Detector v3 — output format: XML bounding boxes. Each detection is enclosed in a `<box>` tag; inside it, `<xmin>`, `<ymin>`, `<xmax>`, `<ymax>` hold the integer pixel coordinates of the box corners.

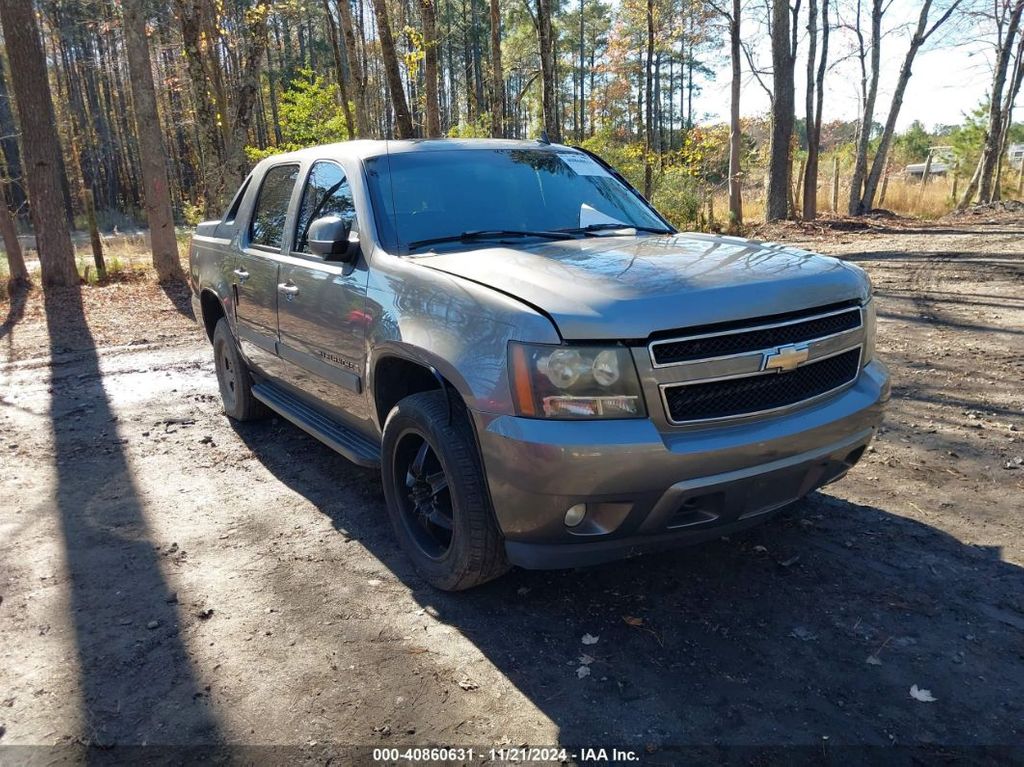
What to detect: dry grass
<box><xmin>708</xmin><ymin>174</ymin><xmax>961</xmax><ymax>230</ymax></box>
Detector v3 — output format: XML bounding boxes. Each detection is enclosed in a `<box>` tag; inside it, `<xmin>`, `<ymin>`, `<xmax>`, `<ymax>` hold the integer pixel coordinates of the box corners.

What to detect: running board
<box><xmin>251</xmin><ymin>382</ymin><xmax>381</xmax><ymax>468</ymax></box>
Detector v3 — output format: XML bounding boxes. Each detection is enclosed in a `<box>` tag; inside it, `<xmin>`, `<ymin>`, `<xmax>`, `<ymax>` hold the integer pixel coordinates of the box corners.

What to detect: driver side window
<box><xmin>295</xmin><ymin>161</ymin><xmax>357</xmax><ymax>254</ymax></box>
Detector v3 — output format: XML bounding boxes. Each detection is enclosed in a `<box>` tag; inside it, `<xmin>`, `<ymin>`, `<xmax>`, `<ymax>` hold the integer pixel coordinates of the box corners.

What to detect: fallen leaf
<box><xmin>579</xmin><ymin>654</ymin><xmax>594</xmax><ymax>665</ymax></box>
<box><xmin>457</xmin><ymin>678</ymin><xmax>479</xmax><ymax>691</ymax></box>
<box><xmin>406</xmin><ymin>647</ymin><xmax>429</xmax><ymax>655</ymax></box>
<box><xmin>910</xmin><ymin>684</ymin><xmax>937</xmax><ymax>702</ymax></box>
<box><xmin>753</xmin><ymin>545</ymin><xmax>768</xmax><ymax>553</ymax></box>
<box><xmin>581</xmin><ymin>633</ymin><xmax>599</xmax><ymax>645</ymax></box>
<box><xmin>622</xmin><ymin>615</ymin><xmax>644</xmax><ymax>627</ymax></box>
<box><xmin>576</xmin><ymin>666</ymin><xmax>591</xmax><ymax>679</ymax></box>
<box><xmin>866</xmin><ymin>655</ymin><xmax>883</xmax><ymax>666</ymax></box>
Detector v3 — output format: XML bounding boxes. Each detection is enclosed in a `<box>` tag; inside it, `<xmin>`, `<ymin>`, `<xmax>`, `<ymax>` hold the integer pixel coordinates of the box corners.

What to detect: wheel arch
<box><xmin>199</xmin><ymin>288</ymin><xmax>228</xmax><ymax>343</ymax></box>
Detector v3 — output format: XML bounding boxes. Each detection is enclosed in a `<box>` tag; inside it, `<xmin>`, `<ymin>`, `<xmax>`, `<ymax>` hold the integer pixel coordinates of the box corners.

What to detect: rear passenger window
<box><xmin>249</xmin><ymin>165</ymin><xmax>299</xmax><ymax>249</ymax></box>
<box><xmin>295</xmin><ymin>161</ymin><xmax>358</xmax><ymax>253</ymax></box>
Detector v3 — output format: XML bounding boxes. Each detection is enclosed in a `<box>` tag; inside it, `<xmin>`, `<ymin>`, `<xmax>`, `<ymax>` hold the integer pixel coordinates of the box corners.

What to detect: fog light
<box><xmin>564</xmin><ymin>503</ymin><xmax>587</xmax><ymax>527</ymax></box>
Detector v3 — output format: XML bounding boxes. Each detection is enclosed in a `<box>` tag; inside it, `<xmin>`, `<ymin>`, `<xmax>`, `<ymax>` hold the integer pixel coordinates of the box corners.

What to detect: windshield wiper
<box><xmin>556</xmin><ymin>223</ymin><xmax>674</xmax><ymax>236</ymax></box>
<box><xmin>407</xmin><ymin>229</ymin><xmax>576</xmax><ymax>251</ymax></box>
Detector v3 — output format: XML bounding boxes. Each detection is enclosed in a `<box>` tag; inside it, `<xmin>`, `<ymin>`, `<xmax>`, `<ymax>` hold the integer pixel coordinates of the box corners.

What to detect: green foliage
<box><xmin>447</xmin><ymin>115</ymin><xmax>494</xmax><ymax>138</ymax></box>
<box><xmin>247</xmin><ymin>69</ymin><xmax>349</xmax><ymax>162</ymax></box>
<box><xmin>893</xmin><ymin>120</ymin><xmax>932</xmax><ymax>164</ymax></box>
<box><xmin>652</xmin><ymin>166</ymin><xmax>703</xmax><ymax>228</ymax></box>
<box><xmin>948</xmin><ymin>101</ymin><xmax>988</xmax><ymax>166</ymax></box>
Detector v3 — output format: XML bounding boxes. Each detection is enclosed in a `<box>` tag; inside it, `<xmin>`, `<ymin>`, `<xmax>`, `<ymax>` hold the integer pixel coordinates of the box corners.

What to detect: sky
<box><xmin>691</xmin><ymin>1</ymin><xmax>999</xmax><ymax>132</ymax></box>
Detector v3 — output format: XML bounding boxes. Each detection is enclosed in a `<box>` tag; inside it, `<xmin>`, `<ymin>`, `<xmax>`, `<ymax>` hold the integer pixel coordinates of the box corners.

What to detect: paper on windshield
<box><xmin>579</xmin><ymin>203</ymin><xmax>629</xmax><ymax>228</ymax></box>
<box><xmin>559</xmin><ymin>152</ymin><xmax>613</xmax><ymax>178</ymax></box>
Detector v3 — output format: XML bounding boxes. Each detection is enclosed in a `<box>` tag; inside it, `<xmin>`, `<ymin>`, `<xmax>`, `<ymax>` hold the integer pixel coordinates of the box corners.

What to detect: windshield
<box><xmin>364</xmin><ymin>148</ymin><xmax>669</xmax><ymax>253</ymax></box>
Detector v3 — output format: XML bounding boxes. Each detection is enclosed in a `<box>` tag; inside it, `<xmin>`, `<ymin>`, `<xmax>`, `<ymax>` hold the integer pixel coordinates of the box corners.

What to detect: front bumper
<box><xmin>473</xmin><ymin>360</ymin><xmax>890</xmax><ymax>569</ymax></box>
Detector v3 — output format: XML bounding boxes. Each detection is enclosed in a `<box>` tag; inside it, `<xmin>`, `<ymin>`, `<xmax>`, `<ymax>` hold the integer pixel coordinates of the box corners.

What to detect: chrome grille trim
<box><xmin>649</xmin><ymin>306</ymin><xmax>863</xmax><ymax>369</ymax></box>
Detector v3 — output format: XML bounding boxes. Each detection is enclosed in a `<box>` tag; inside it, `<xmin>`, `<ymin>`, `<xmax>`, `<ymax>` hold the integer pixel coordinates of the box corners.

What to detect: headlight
<box><xmin>509</xmin><ymin>342</ymin><xmax>646</xmax><ymax>419</ymax></box>
<box><xmin>862</xmin><ymin>297</ymin><xmax>876</xmax><ymax>365</ymax></box>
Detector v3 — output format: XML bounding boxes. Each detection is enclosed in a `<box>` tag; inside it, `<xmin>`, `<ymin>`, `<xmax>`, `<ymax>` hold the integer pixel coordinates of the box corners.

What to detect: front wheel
<box><xmin>381</xmin><ymin>390</ymin><xmax>509</xmax><ymax>590</ymax></box>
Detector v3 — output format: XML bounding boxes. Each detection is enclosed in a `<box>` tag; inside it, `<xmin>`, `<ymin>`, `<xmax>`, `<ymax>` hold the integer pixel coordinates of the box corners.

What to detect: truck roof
<box><xmin>251</xmin><ymin>138</ymin><xmax>573</xmax><ymax>169</ymax></box>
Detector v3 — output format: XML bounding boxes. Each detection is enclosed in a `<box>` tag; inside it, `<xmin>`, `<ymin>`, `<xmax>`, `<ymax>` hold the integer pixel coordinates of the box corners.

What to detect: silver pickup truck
<box><xmin>188</xmin><ymin>139</ymin><xmax>889</xmax><ymax>590</ymax></box>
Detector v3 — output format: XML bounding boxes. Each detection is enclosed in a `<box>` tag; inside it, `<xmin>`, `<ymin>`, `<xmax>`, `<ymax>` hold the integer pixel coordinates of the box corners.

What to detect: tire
<box><xmin>212</xmin><ymin>318</ymin><xmax>266</xmax><ymax>421</ymax></box>
<box><xmin>381</xmin><ymin>390</ymin><xmax>510</xmax><ymax>590</ymax></box>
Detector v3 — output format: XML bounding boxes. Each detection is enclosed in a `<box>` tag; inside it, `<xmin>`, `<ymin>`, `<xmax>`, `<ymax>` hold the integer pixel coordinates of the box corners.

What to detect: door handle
<box><xmin>233</xmin><ymin>268</ymin><xmax>250</xmax><ymax>282</ymax></box>
<box><xmin>278</xmin><ymin>283</ymin><xmax>299</xmax><ymax>301</ymax></box>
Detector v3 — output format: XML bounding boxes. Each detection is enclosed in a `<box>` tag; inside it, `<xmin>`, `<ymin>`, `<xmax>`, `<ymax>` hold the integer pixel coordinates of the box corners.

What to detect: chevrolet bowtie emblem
<box><xmin>762</xmin><ymin>343</ymin><xmax>810</xmax><ymax>373</ymax></box>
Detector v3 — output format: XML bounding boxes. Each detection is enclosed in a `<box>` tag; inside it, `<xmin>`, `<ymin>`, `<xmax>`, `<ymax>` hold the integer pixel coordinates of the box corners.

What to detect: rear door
<box><xmin>234</xmin><ymin>163</ymin><xmax>299</xmax><ymax>372</ymax></box>
<box><xmin>276</xmin><ymin>160</ymin><xmax>371</xmax><ymax>425</ymax></box>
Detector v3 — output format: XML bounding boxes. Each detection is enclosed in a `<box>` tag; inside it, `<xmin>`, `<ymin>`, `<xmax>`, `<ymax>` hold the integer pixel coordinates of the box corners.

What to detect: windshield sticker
<box><xmin>579</xmin><ymin>203</ymin><xmax>628</xmax><ymax>228</ymax></box>
<box><xmin>559</xmin><ymin>153</ymin><xmax>613</xmax><ymax>178</ymax></box>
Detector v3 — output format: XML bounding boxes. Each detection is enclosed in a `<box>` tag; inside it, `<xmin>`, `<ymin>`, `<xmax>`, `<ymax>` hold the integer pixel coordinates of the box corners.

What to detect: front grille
<box><xmin>652</xmin><ymin>308</ymin><xmax>861</xmax><ymax>366</ymax></box>
<box><xmin>663</xmin><ymin>348</ymin><xmax>861</xmax><ymax>423</ymax></box>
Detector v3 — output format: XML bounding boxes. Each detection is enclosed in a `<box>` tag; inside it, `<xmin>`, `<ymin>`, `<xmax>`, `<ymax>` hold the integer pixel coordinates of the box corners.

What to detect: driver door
<box><xmin>276</xmin><ymin>160</ymin><xmax>370</xmax><ymax>425</ymax></box>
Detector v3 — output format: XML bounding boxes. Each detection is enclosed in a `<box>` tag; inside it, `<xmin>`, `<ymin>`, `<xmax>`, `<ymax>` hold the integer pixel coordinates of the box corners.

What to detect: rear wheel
<box><xmin>382</xmin><ymin>390</ymin><xmax>509</xmax><ymax>590</ymax></box>
<box><xmin>212</xmin><ymin>318</ymin><xmax>266</xmax><ymax>421</ymax></box>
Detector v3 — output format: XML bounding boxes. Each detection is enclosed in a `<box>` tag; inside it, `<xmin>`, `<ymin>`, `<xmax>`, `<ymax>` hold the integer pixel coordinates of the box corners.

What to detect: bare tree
<box><xmin>0</xmin><ymin>0</ymin><xmax>78</xmax><ymax>287</ymax></box>
<box><xmin>961</xmin><ymin>0</ymin><xmax>1024</xmax><ymax>207</ymax></box>
<box><xmin>527</xmin><ymin>0</ymin><xmax>561</xmax><ymax>141</ymax></box>
<box><xmin>644</xmin><ymin>0</ymin><xmax>656</xmax><ymax>198</ymax></box>
<box><xmin>123</xmin><ymin>0</ymin><xmax>185</xmax><ymax>282</ymax></box>
<box><xmin>322</xmin><ymin>0</ymin><xmax>357</xmax><ymax>139</ymax></box>
<box><xmin>489</xmin><ymin>0</ymin><xmax>505</xmax><ymax>137</ymax></box>
<box><xmin>856</xmin><ymin>0</ymin><xmax>963</xmax><ymax>213</ymax></box>
<box><xmin>175</xmin><ymin>0</ymin><xmax>270</xmax><ymax>215</ymax></box>
<box><xmin>766</xmin><ymin>0</ymin><xmax>801</xmax><ymax>221</ymax></box>
<box><xmin>709</xmin><ymin>0</ymin><xmax>744</xmax><ymax>228</ymax></box>
<box><xmin>337</xmin><ymin>0</ymin><xmax>371</xmax><ymax>137</ymax></box>
<box><xmin>371</xmin><ymin>0</ymin><xmax>415</xmax><ymax>138</ymax></box>
<box><xmin>848</xmin><ymin>0</ymin><xmax>882</xmax><ymax>215</ymax></box>
<box><xmin>420</xmin><ymin>0</ymin><xmax>443</xmax><ymax>137</ymax></box>
<box><xmin>803</xmin><ymin>0</ymin><xmax>829</xmax><ymax>220</ymax></box>
<box><xmin>0</xmin><ymin>194</ymin><xmax>28</xmax><ymax>290</ymax></box>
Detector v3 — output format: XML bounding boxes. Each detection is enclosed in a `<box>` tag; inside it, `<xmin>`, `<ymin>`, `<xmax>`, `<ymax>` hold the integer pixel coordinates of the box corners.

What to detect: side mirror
<box><xmin>307</xmin><ymin>215</ymin><xmax>358</xmax><ymax>262</ymax></box>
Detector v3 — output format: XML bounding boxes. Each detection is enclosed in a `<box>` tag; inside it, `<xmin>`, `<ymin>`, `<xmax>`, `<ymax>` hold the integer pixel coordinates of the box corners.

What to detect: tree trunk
<box><xmin>0</xmin><ymin>55</ymin><xmax>27</xmax><ymax>219</ymax></box>
<box><xmin>223</xmin><ymin>6</ymin><xmax>270</xmax><ymax>195</ymax></box>
<box><xmin>421</xmin><ymin>0</ymin><xmax>442</xmax><ymax>137</ymax></box>
<box><xmin>536</xmin><ymin>0</ymin><xmax>560</xmax><ymax>141</ymax></box>
<box><xmin>766</xmin><ymin>0</ymin><xmax>795</xmax><ymax>221</ymax></box>
<box><xmin>0</xmin><ymin>0</ymin><xmax>78</xmax><ymax>287</ymax></box>
<box><xmin>643</xmin><ymin>0</ymin><xmax>655</xmax><ymax>198</ymax></box>
<box><xmin>175</xmin><ymin>0</ymin><xmax>226</xmax><ymax>216</ymax></box>
<box><xmin>803</xmin><ymin>0</ymin><xmax>829</xmax><ymax>220</ymax></box>
<box><xmin>489</xmin><ymin>0</ymin><xmax>505</xmax><ymax>137</ymax></box>
<box><xmin>0</xmin><ymin>197</ymin><xmax>28</xmax><ymax>288</ymax></box>
<box><xmin>371</xmin><ymin>0</ymin><xmax>415</xmax><ymax>138</ymax></box>
<box><xmin>861</xmin><ymin>0</ymin><xmax>959</xmax><ymax>212</ymax></box>
<box><xmin>976</xmin><ymin>0</ymin><xmax>1024</xmax><ymax>204</ymax></box>
<box><xmin>335</xmin><ymin>0</ymin><xmax>370</xmax><ymax>137</ymax></box>
<box><xmin>849</xmin><ymin>0</ymin><xmax>881</xmax><ymax>214</ymax></box>
<box><xmin>725</xmin><ymin>0</ymin><xmax>743</xmax><ymax>229</ymax></box>
<box><xmin>323</xmin><ymin>0</ymin><xmax>357</xmax><ymax>140</ymax></box>
<box><xmin>123</xmin><ymin>0</ymin><xmax>184</xmax><ymax>282</ymax></box>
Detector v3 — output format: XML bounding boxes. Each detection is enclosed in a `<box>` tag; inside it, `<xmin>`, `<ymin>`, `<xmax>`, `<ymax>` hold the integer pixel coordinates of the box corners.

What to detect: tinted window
<box><xmin>365</xmin><ymin>149</ymin><xmax>666</xmax><ymax>253</ymax></box>
<box><xmin>295</xmin><ymin>161</ymin><xmax>357</xmax><ymax>253</ymax></box>
<box><xmin>249</xmin><ymin>164</ymin><xmax>298</xmax><ymax>249</ymax></box>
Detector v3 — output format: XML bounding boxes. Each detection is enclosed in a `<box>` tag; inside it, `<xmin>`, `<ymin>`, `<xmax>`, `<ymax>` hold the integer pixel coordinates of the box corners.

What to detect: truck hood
<box><xmin>415</xmin><ymin>233</ymin><xmax>869</xmax><ymax>339</ymax></box>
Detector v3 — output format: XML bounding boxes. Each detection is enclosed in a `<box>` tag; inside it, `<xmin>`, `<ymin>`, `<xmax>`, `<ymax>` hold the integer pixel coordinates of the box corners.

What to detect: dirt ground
<box><xmin>1</xmin><ymin>218</ymin><xmax>1022</xmax><ymax>762</ymax></box>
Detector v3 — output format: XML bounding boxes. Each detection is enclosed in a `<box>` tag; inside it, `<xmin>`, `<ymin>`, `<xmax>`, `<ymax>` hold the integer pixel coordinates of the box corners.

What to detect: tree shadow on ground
<box><xmin>231</xmin><ymin>419</ymin><xmax>1024</xmax><ymax>758</ymax></box>
<box><xmin>158</xmin><ymin>278</ymin><xmax>195</xmax><ymax>321</ymax></box>
<box><xmin>43</xmin><ymin>285</ymin><xmax>218</xmax><ymax>750</ymax></box>
<box><xmin>0</xmin><ymin>281</ymin><xmax>29</xmax><ymax>342</ymax></box>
